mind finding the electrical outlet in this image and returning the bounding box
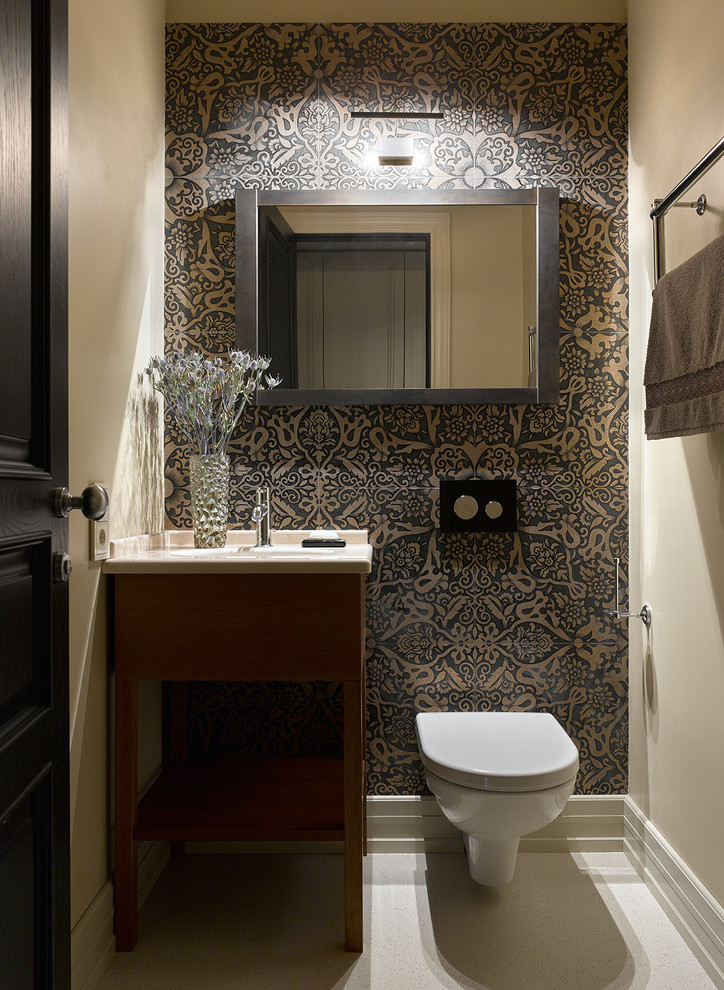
[90,482,111,561]
[91,516,111,561]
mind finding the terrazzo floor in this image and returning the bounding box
[95,851,717,989]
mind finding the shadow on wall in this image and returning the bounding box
[114,375,165,537]
[632,625,657,821]
[420,852,646,989]
[642,628,658,735]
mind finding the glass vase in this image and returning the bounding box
[189,453,230,549]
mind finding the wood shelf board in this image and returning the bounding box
[135,755,345,841]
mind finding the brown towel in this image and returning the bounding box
[644,233,724,439]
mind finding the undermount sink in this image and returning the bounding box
[171,544,346,560]
[242,544,347,558]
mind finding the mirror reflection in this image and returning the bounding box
[236,187,559,405]
[261,204,537,391]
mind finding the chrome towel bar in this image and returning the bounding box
[651,135,724,284]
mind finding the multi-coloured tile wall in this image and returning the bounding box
[165,22,628,793]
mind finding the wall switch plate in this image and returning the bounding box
[90,482,110,561]
[439,478,517,533]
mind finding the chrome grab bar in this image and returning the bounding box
[607,556,652,628]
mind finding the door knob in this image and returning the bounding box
[54,483,109,520]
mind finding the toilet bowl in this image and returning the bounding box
[415,712,579,886]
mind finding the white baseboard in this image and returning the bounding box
[186,794,624,856]
[70,881,115,990]
[70,840,170,990]
[624,797,724,989]
[366,793,625,854]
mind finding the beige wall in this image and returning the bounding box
[68,0,166,927]
[629,0,724,905]
[166,0,626,21]
[448,205,532,388]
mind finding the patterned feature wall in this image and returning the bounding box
[165,23,629,794]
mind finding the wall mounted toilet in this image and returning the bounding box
[416,712,579,886]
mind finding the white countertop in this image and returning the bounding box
[103,529,372,574]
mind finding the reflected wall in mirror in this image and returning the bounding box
[235,188,559,405]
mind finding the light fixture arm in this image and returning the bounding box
[350,110,443,120]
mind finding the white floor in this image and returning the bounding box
[96,851,717,989]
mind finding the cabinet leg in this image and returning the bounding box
[363,788,368,856]
[114,677,138,950]
[344,680,363,952]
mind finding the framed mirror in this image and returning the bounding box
[235,187,559,405]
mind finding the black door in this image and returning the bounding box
[0,0,70,987]
[258,206,298,388]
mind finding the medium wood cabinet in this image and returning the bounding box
[109,568,366,952]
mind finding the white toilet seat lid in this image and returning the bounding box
[416,712,579,792]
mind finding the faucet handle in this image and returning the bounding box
[252,485,272,546]
[252,486,270,517]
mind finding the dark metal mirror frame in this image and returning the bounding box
[235,187,560,406]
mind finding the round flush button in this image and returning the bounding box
[453,494,479,520]
[484,500,503,519]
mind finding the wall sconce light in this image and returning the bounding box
[350,110,443,168]
[377,136,414,166]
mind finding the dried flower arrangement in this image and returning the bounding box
[144,349,279,455]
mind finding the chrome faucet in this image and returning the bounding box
[251,485,271,547]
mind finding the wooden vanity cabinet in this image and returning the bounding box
[111,571,366,953]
